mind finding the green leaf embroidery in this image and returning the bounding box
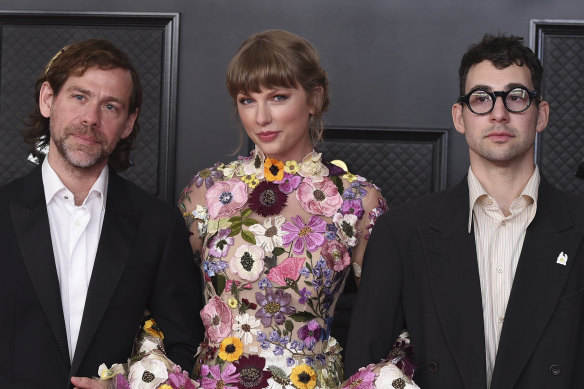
[285,320,294,332]
[242,218,259,226]
[272,247,286,257]
[211,274,226,296]
[330,175,345,196]
[241,208,253,218]
[290,311,316,322]
[241,230,256,244]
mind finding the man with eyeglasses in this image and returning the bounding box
[346,34,584,389]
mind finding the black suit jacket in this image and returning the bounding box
[345,177,584,388]
[0,166,204,388]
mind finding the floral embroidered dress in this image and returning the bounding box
[179,148,388,389]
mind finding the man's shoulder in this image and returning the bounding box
[0,167,41,202]
[108,173,178,217]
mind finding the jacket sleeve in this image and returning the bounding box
[344,211,405,376]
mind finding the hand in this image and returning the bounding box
[71,376,108,389]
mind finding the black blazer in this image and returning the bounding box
[0,166,204,388]
[345,177,584,389]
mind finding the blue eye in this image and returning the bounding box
[239,98,254,105]
[74,94,85,101]
[105,104,115,111]
[273,95,288,102]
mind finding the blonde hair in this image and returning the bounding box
[226,29,329,145]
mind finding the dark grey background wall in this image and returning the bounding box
[2,0,584,200]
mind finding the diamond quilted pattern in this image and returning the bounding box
[539,34,584,195]
[0,21,168,198]
[317,129,444,207]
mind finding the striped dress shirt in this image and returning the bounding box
[467,166,539,388]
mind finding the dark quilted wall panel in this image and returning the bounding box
[318,127,447,207]
[0,15,174,199]
[538,32,584,194]
[319,140,435,207]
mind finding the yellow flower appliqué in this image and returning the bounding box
[290,364,317,389]
[242,174,260,189]
[284,160,300,174]
[228,298,238,308]
[218,336,244,362]
[264,158,285,181]
[143,318,164,339]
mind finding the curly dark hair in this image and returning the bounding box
[23,38,143,172]
[458,34,543,97]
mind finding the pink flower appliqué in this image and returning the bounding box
[342,365,376,389]
[201,296,233,343]
[205,178,248,219]
[200,363,240,389]
[282,215,326,255]
[321,239,351,271]
[296,177,343,217]
[267,256,306,286]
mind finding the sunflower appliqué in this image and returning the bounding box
[218,336,244,362]
[265,158,285,182]
[291,364,318,389]
[143,318,164,340]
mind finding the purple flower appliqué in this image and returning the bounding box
[282,215,326,255]
[341,198,364,219]
[255,288,296,326]
[275,172,302,194]
[297,319,322,350]
[190,162,223,189]
[208,228,234,258]
[298,287,312,304]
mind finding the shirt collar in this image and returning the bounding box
[467,165,540,232]
[42,157,109,208]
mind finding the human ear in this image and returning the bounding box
[535,100,549,133]
[309,86,324,116]
[452,103,466,135]
[120,109,138,139]
[39,82,54,118]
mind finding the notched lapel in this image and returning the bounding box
[9,200,70,364]
[70,193,139,374]
[419,180,487,389]
[492,182,583,388]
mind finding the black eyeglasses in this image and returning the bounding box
[457,86,541,115]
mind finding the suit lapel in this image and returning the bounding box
[9,167,70,364]
[491,179,584,389]
[70,174,138,375]
[419,179,487,389]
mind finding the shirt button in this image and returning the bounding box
[499,316,504,323]
[497,267,503,273]
[75,221,80,227]
[501,221,506,226]
[428,361,439,373]
[486,199,492,205]
[550,364,561,376]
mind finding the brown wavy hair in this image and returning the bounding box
[226,29,329,147]
[23,38,142,172]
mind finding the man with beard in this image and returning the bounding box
[0,39,203,388]
[346,34,584,388]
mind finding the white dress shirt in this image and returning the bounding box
[42,158,108,360]
[467,166,539,388]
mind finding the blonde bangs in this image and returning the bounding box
[226,36,300,99]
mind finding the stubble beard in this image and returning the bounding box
[51,123,110,170]
[473,125,530,163]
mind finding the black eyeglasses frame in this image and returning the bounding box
[457,86,541,115]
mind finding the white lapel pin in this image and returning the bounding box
[557,251,568,266]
